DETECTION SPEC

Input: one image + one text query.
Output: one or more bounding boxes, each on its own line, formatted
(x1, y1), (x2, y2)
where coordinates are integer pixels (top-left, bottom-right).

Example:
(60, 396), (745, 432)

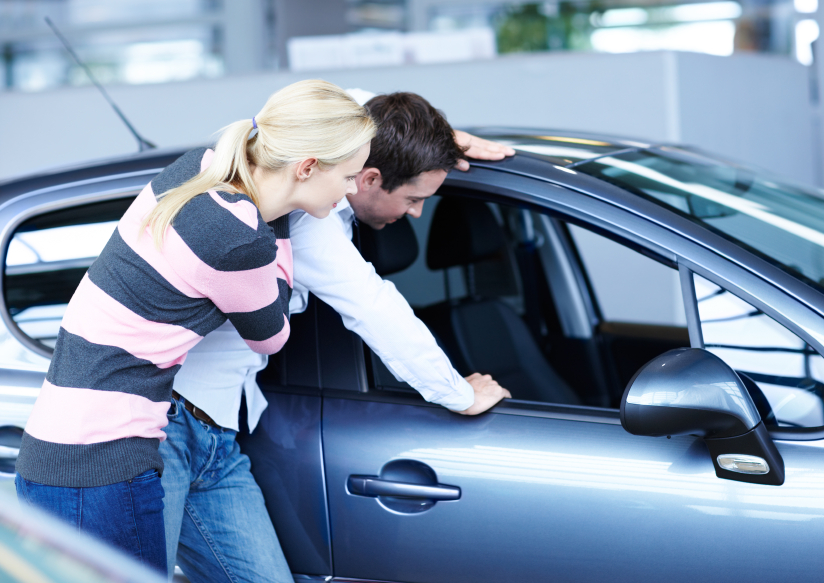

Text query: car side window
(3, 197), (134, 350)
(567, 224), (686, 327)
(694, 274), (824, 428)
(363, 194), (538, 396)
(551, 220), (690, 407)
(361, 192), (689, 410)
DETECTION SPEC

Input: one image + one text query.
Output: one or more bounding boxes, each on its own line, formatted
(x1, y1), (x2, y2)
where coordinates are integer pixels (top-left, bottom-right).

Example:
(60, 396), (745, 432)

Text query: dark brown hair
(364, 92), (466, 193)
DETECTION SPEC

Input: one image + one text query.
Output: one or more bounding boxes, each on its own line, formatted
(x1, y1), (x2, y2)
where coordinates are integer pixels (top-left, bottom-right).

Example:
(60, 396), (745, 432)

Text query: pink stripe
(209, 191), (259, 230)
(275, 238), (293, 287)
(245, 315), (290, 354)
(200, 148), (214, 172)
(163, 227), (285, 313)
(118, 186), (204, 298)
(26, 381), (169, 445)
(62, 275), (201, 366)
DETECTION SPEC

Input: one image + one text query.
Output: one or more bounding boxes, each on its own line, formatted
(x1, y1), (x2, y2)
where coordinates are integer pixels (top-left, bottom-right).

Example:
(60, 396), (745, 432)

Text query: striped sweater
(16, 148), (292, 488)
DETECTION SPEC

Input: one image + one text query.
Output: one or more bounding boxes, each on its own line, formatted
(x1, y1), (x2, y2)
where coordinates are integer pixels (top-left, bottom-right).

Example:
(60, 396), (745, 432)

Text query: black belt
(171, 390), (220, 428)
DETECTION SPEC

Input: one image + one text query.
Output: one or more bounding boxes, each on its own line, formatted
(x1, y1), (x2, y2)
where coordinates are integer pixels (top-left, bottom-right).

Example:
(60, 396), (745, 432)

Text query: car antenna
(45, 16), (156, 152)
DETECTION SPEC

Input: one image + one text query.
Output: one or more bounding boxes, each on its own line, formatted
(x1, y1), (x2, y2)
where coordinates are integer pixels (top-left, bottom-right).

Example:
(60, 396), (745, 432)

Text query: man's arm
(290, 211), (509, 413)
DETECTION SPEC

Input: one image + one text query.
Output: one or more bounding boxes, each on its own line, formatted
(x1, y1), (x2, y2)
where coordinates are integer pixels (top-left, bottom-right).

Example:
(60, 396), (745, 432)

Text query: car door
(321, 177), (824, 583)
(238, 296), (372, 579)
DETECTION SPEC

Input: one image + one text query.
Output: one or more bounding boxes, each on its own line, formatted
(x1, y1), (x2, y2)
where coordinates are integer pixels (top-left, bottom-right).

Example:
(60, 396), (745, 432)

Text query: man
(160, 92), (515, 582)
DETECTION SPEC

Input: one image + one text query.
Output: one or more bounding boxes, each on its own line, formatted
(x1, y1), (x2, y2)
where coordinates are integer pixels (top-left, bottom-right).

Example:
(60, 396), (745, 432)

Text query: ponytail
(141, 79), (376, 248)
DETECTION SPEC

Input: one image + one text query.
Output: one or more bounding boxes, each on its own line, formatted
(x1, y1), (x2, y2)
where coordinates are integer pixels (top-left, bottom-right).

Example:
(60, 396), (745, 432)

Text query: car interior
(355, 189), (691, 410)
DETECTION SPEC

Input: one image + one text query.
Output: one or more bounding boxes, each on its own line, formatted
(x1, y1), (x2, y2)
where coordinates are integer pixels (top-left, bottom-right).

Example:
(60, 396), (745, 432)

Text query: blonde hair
(141, 79), (376, 247)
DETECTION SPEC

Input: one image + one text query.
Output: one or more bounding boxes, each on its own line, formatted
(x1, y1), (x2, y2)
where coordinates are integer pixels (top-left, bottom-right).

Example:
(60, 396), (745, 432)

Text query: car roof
(0, 146), (190, 202)
(465, 127), (653, 167)
(0, 128), (655, 198)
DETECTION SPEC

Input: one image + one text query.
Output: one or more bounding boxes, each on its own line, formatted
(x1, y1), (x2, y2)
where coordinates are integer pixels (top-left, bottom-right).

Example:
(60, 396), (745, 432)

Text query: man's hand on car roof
(453, 130), (516, 171)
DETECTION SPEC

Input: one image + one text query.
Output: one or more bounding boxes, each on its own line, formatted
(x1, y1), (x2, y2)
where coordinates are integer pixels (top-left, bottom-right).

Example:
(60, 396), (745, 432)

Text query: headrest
(426, 197), (505, 270)
(358, 216), (419, 276)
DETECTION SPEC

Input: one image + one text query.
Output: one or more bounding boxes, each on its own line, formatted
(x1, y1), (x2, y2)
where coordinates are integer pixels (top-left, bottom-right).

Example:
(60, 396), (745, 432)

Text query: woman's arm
(165, 192), (293, 355)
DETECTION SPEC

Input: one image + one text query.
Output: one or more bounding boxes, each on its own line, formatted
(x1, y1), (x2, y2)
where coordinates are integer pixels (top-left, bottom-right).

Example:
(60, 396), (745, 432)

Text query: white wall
(675, 52), (816, 183)
(0, 50), (815, 186)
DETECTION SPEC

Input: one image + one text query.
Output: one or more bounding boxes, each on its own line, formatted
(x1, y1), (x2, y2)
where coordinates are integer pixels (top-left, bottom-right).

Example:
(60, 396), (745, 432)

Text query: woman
(14, 79), (375, 575)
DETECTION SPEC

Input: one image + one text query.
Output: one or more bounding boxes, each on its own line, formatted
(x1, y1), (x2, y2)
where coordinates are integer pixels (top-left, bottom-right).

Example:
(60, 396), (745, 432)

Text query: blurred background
(0, 0), (822, 187)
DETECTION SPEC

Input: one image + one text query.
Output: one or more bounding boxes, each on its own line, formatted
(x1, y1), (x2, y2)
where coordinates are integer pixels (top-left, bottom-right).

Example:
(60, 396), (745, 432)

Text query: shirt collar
(335, 196), (355, 222)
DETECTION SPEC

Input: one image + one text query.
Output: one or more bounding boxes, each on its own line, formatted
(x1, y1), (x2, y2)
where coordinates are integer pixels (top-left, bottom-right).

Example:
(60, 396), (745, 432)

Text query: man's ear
(358, 167), (383, 190)
(295, 158), (319, 181)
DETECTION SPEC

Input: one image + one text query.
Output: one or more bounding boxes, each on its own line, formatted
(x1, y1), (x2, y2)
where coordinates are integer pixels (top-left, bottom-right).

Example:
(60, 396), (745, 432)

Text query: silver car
(0, 130), (822, 582)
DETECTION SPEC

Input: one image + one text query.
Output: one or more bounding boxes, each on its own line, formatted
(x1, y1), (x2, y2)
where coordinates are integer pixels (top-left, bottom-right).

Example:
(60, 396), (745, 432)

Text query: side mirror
(621, 348), (785, 486)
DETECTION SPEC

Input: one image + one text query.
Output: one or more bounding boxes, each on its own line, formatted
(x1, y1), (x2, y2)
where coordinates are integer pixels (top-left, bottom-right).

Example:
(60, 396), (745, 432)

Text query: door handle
(348, 475), (461, 500)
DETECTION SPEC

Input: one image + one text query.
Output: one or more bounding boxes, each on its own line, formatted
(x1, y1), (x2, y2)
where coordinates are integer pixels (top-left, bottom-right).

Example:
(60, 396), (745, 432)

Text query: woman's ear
(295, 158), (319, 182)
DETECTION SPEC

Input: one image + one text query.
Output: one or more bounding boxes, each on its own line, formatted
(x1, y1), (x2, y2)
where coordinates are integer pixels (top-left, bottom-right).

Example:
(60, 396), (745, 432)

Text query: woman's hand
(453, 373), (512, 415)
(453, 130), (516, 171)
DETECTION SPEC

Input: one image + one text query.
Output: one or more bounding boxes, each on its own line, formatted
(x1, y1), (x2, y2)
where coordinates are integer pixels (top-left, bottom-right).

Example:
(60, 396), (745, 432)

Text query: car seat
(422, 196), (581, 405)
(357, 216), (419, 277)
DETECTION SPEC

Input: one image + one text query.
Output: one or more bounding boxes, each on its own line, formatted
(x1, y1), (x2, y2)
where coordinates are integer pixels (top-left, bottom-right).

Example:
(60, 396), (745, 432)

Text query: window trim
(679, 263), (705, 349)
(322, 385), (622, 426)
(0, 188), (142, 359)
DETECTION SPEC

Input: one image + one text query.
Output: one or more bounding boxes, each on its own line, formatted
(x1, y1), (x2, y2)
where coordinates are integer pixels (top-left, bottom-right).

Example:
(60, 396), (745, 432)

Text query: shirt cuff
(441, 377), (475, 412)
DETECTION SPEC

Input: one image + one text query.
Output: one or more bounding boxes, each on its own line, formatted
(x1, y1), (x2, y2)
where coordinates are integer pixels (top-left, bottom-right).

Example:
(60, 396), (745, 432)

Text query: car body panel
(322, 395), (824, 583)
(236, 389), (333, 576)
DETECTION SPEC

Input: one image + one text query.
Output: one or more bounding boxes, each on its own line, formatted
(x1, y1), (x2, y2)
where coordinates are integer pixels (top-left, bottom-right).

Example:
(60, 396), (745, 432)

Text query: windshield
(576, 147), (824, 290)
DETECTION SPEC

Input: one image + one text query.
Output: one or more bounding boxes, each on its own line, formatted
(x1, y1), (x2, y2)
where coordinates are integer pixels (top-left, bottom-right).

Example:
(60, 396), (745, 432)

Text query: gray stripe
(15, 432), (164, 488)
(269, 215), (290, 239)
(88, 228), (227, 336)
(226, 278), (291, 342)
(150, 148), (207, 200)
(173, 192), (278, 272)
(47, 329), (178, 402)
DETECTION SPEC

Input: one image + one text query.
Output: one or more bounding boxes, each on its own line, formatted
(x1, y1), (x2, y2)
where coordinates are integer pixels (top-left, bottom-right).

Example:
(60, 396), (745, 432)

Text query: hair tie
(252, 117), (257, 130)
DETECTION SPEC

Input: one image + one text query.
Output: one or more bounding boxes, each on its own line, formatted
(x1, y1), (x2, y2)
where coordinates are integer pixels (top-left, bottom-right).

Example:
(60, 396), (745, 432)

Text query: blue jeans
(15, 469), (167, 575)
(160, 395), (292, 583)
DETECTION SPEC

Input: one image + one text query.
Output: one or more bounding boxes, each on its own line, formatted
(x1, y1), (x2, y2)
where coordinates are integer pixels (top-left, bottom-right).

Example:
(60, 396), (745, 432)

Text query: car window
(694, 274), (824, 428)
(362, 192), (689, 410)
(567, 224), (686, 327)
(3, 197), (134, 350)
(576, 147), (824, 293)
(368, 194), (524, 394)
(554, 220), (690, 406)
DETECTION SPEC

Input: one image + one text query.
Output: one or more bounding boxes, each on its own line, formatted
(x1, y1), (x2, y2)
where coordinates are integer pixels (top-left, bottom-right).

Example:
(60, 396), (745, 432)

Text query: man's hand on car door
(453, 373), (511, 415)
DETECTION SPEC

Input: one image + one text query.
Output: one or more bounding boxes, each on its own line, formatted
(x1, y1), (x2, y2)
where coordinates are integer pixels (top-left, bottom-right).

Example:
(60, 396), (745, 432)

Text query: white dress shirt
(288, 198), (473, 410)
(172, 197), (474, 430)
(171, 319), (268, 432)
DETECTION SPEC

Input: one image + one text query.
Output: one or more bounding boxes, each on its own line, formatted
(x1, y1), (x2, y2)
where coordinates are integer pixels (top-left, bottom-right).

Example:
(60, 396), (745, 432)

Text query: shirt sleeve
(290, 211), (474, 411)
(189, 237), (290, 356)
(166, 194), (292, 356)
